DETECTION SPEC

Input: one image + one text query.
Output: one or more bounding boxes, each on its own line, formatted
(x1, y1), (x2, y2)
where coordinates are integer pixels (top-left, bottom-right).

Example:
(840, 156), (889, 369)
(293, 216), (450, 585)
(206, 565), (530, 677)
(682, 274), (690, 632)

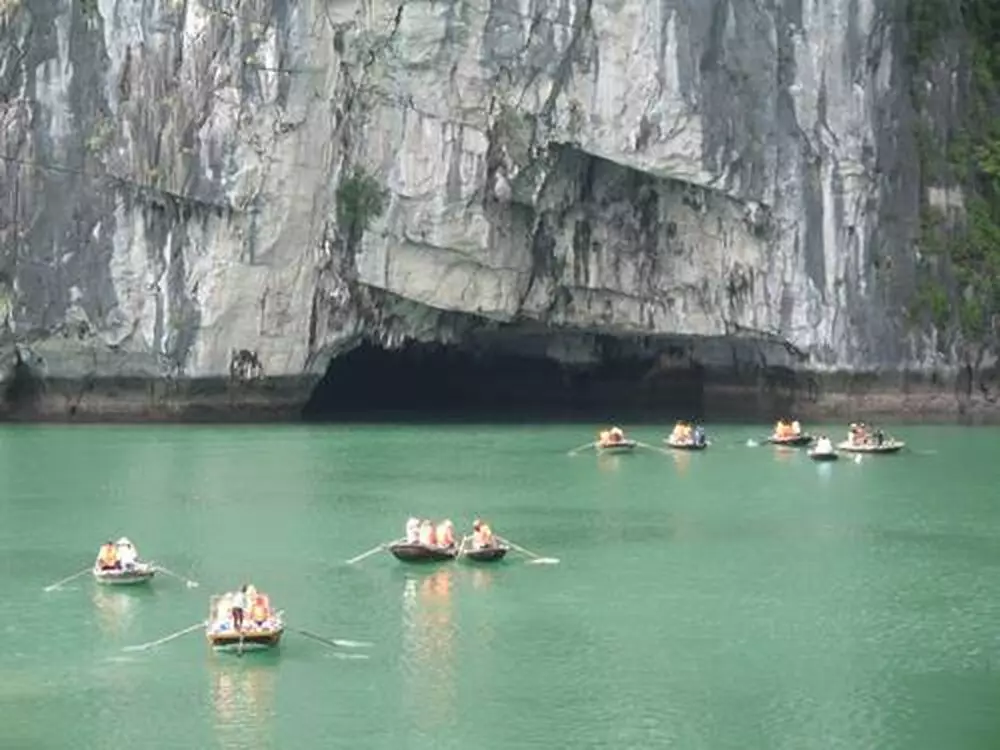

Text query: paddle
(153, 565), (199, 588)
(290, 627), (373, 649)
(123, 621), (205, 652)
(635, 441), (671, 456)
(496, 536), (560, 565)
(43, 568), (91, 592)
(346, 538), (403, 565)
(567, 441), (597, 456)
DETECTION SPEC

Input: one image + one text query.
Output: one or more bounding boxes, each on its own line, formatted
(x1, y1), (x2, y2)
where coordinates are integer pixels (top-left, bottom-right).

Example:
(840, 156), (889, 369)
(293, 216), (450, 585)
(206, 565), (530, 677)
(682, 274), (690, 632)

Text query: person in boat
(230, 585), (249, 632)
(97, 541), (120, 571)
(608, 426), (625, 443)
(436, 519), (455, 548)
(418, 519), (437, 547)
(693, 425), (706, 446)
(815, 435), (834, 454)
(791, 420), (802, 436)
(248, 593), (270, 627)
(471, 519), (495, 550)
(405, 517), (420, 543)
(115, 537), (138, 570)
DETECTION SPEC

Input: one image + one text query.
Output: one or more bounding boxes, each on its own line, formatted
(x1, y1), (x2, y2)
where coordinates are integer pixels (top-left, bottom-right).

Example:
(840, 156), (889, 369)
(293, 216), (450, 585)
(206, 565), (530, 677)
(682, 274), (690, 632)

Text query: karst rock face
(0, 0), (991, 419)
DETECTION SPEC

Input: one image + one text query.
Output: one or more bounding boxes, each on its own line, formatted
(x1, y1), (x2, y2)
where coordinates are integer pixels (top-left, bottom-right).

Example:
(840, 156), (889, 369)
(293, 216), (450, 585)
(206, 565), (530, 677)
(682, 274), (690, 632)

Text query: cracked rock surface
(0, 0), (984, 417)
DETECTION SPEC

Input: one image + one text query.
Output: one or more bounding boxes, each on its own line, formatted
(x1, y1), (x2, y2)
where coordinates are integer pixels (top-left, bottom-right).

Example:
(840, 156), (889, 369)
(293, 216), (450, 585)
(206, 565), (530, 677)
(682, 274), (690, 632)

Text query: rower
(472, 519), (495, 549)
(231, 586), (248, 632)
(792, 420), (802, 436)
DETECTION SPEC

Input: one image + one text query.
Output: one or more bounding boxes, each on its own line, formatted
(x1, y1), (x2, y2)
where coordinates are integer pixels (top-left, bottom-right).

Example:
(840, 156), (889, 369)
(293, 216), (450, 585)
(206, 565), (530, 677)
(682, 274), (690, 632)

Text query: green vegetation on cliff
(908, 0), (1000, 342)
(336, 168), (388, 247)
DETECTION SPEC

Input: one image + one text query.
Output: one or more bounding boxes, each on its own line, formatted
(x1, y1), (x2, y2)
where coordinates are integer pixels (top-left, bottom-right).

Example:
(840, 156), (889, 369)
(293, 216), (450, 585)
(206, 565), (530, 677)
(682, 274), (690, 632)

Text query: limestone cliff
(0, 0), (994, 419)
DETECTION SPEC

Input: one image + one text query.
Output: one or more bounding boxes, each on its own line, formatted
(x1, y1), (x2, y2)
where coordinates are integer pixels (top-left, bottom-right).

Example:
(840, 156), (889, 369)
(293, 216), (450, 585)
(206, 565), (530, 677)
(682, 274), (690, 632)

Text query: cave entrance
(301, 339), (706, 422)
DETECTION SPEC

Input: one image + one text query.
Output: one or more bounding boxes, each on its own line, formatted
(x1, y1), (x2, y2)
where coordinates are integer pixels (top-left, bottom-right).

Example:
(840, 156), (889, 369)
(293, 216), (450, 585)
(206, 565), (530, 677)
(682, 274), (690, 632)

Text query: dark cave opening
(2, 353), (44, 415)
(302, 340), (707, 423)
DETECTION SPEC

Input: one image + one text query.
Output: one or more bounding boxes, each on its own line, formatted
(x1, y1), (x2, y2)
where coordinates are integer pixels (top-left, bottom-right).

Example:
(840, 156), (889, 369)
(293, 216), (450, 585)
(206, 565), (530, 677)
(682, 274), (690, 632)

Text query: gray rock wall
(0, 0), (982, 418)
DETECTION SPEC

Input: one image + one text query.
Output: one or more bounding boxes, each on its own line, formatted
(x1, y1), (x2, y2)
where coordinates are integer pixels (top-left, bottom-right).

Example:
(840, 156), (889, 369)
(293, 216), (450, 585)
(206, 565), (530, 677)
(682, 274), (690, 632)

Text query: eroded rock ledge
(0, 0), (998, 422)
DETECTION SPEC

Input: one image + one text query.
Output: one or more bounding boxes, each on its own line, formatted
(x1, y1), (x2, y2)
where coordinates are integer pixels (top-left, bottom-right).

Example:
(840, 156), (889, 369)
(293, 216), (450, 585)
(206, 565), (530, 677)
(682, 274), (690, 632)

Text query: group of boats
(68, 517), (544, 656)
(368, 517), (511, 564)
(90, 538), (285, 653)
(591, 419), (905, 462)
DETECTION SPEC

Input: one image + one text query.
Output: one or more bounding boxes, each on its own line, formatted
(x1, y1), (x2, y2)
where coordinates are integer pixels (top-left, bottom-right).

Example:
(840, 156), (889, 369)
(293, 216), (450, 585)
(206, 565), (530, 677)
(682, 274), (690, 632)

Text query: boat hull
(766, 435), (813, 447)
(388, 543), (458, 563)
(836, 442), (904, 454)
(207, 628), (284, 652)
(808, 452), (839, 462)
(461, 545), (509, 563)
(597, 440), (637, 454)
(93, 566), (155, 586)
(664, 440), (708, 451)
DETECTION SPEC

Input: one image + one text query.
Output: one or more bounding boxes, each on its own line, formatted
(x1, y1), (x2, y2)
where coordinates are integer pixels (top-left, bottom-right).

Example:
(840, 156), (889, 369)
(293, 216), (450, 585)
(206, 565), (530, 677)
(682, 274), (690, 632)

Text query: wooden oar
(635, 441), (671, 456)
(123, 621), (205, 652)
(497, 536), (559, 565)
(153, 565), (199, 588)
(43, 567), (91, 592)
(290, 627), (372, 649)
(346, 538), (403, 565)
(567, 441), (597, 456)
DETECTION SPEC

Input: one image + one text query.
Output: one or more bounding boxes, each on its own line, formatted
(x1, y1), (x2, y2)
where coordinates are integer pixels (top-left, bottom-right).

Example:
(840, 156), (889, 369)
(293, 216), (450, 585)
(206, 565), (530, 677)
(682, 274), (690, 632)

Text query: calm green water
(2, 424), (999, 749)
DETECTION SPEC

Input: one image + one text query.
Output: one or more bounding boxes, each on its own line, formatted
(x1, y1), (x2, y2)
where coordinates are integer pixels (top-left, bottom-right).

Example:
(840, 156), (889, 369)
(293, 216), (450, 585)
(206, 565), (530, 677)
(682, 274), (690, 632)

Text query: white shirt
(406, 518), (420, 542)
(118, 545), (137, 566)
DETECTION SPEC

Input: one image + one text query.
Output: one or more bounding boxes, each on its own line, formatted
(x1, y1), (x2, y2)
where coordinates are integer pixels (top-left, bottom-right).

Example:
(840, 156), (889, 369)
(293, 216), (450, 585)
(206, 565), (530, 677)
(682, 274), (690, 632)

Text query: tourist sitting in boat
(598, 426), (626, 447)
(405, 517), (420, 543)
(96, 541), (120, 571)
(471, 519), (495, 549)
(418, 519), (437, 547)
(791, 420), (802, 436)
(436, 519), (455, 548)
(814, 435), (834, 454)
(693, 425), (706, 446)
(115, 537), (138, 570)
(248, 593), (271, 627)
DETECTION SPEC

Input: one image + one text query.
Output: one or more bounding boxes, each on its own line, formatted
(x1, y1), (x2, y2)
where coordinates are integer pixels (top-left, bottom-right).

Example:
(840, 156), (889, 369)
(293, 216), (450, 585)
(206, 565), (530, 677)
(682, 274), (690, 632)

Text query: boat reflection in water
(91, 586), (151, 637)
(400, 567), (457, 733)
(210, 657), (278, 750)
(671, 450), (691, 475)
(596, 453), (622, 473)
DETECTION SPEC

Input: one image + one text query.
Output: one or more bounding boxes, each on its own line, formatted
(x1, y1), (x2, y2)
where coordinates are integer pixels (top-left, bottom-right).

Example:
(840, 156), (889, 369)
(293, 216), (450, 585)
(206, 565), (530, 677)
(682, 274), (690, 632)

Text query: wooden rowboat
(836, 440), (904, 454)
(664, 439), (708, 451)
(206, 595), (284, 653)
(597, 440), (637, 454)
(388, 542), (458, 563)
(460, 544), (509, 563)
(766, 434), (813, 447)
(92, 563), (156, 586)
(207, 623), (284, 653)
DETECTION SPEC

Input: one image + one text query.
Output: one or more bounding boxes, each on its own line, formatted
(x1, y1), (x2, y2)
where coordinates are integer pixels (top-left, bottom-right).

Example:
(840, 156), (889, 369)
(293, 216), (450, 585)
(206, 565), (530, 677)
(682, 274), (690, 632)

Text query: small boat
(766, 434), (813, 447)
(664, 439), (708, 451)
(460, 544), (509, 563)
(836, 440), (904, 454)
(388, 542), (458, 563)
(597, 439), (637, 454)
(92, 563), (156, 586)
(206, 593), (284, 653)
